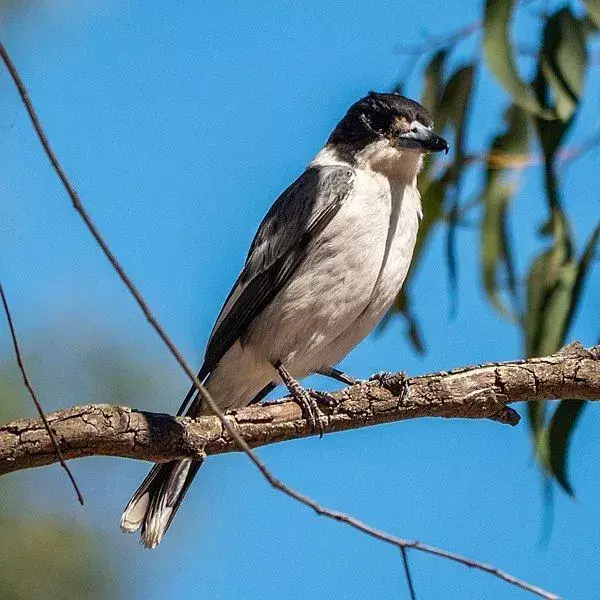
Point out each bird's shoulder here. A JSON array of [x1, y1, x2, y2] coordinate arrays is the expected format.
[[242, 164, 355, 279]]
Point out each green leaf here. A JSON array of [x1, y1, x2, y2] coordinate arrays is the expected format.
[[483, 0, 552, 117], [547, 399, 586, 495], [481, 177, 516, 319], [562, 223, 600, 338], [533, 9, 589, 161], [584, 0, 600, 30], [525, 249, 553, 438], [437, 65, 476, 314], [492, 104, 530, 156], [421, 49, 448, 122], [539, 9, 588, 122], [525, 241, 576, 359], [524, 246, 575, 437], [524, 225, 598, 484], [539, 261, 578, 355], [420, 50, 449, 183], [480, 105, 529, 319], [525, 250, 551, 358], [413, 177, 447, 272], [437, 65, 475, 135], [530, 223, 600, 496], [395, 290, 426, 354]]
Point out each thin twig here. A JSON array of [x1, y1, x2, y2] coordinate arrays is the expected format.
[[401, 547, 417, 600], [559, 126, 600, 167], [437, 127, 600, 174], [394, 20, 482, 55], [393, 0, 545, 57], [0, 40, 560, 600], [0, 282, 84, 505]]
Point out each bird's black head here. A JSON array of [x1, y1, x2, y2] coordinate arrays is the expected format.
[[328, 92, 448, 156]]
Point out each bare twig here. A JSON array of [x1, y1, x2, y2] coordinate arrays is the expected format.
[[436, 127, 600, 175], [401, 547, 417, 600], [393, 0, 546, 57], [559, 126, 600, 167], [394, 20, 482, 55], [0, 282, 84, 505], [0, 40, 562, 600]]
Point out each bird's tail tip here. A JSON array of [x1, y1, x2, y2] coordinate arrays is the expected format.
[[120, 459, 202, 549]]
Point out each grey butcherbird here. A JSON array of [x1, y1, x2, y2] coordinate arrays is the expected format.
[[121, 91, 449, 548]]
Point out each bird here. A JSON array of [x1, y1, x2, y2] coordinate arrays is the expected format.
[[120, 91, 449, 548]]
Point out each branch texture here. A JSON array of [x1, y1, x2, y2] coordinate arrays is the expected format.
[[2, 342, 597, 475]]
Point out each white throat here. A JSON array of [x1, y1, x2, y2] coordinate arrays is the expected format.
[[310, 141, 424, 186]]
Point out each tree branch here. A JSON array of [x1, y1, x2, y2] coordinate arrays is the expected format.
[[2, 343, 596, 600], [2, 342, 597, 474]]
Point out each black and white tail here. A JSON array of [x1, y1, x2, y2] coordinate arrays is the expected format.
[[120, 458, 203, 548]]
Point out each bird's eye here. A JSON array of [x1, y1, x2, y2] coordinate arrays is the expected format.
[[411, 127, 418, 133]]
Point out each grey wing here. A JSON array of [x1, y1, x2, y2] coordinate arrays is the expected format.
[[177, 165, 354, 416]]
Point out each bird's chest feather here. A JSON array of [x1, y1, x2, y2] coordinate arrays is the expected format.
[[367, 176, 421, 308], [337, 171, 420, 297], [250, 169, 421, 368], [303, 170, 420, 325]]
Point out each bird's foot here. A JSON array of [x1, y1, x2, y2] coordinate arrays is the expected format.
[[288, 383, 326, 437], [369, 371, 409, 398], [307, 389, 340, 409], [275, 361, 326, 437]]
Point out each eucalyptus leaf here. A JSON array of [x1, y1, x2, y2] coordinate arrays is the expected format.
[[525, 250, 553, 437], [481, 178, 516, 319], [438, 64, 475, 314], [394, 290, 426, 354], [483, 0, 552, 117], [584, 0, 600, 30], [538, 261, 578, 356], [523, 245, 575, 436], [525, 259, 578, 443], [547, 399, 586, 495], [480, 105, 529, 319], [524, 224, 598, 485], [421, 49, 448, 122], [413, 177, 447, 272], [539, 8, 587, 122], [420, 49, 449, 183], [437, 65, 475, 134], [562, 223, 600, 338]]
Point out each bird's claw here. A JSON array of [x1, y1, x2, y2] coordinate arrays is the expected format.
[[308, 389, 340, 409], [275, 362, 336, 438], [369, 371, 395, 383], [369, 371, 409, 398], [287, 386, 325, 437]]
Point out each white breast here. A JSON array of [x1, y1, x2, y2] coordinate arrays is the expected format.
[[247, 167, 421, 376], [205, 165, 422, 411], [310, 175, 421, 368]]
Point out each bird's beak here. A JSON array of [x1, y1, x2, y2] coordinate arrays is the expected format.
[[396, 121, 449, 154]]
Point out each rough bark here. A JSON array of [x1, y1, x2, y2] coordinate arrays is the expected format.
[[1, 342, 598, 476]]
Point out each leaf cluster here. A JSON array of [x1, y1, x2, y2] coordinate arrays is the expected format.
[[390, 0, 600, 494]]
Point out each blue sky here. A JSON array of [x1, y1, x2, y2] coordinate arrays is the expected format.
[[1, 1, 599, 599]]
